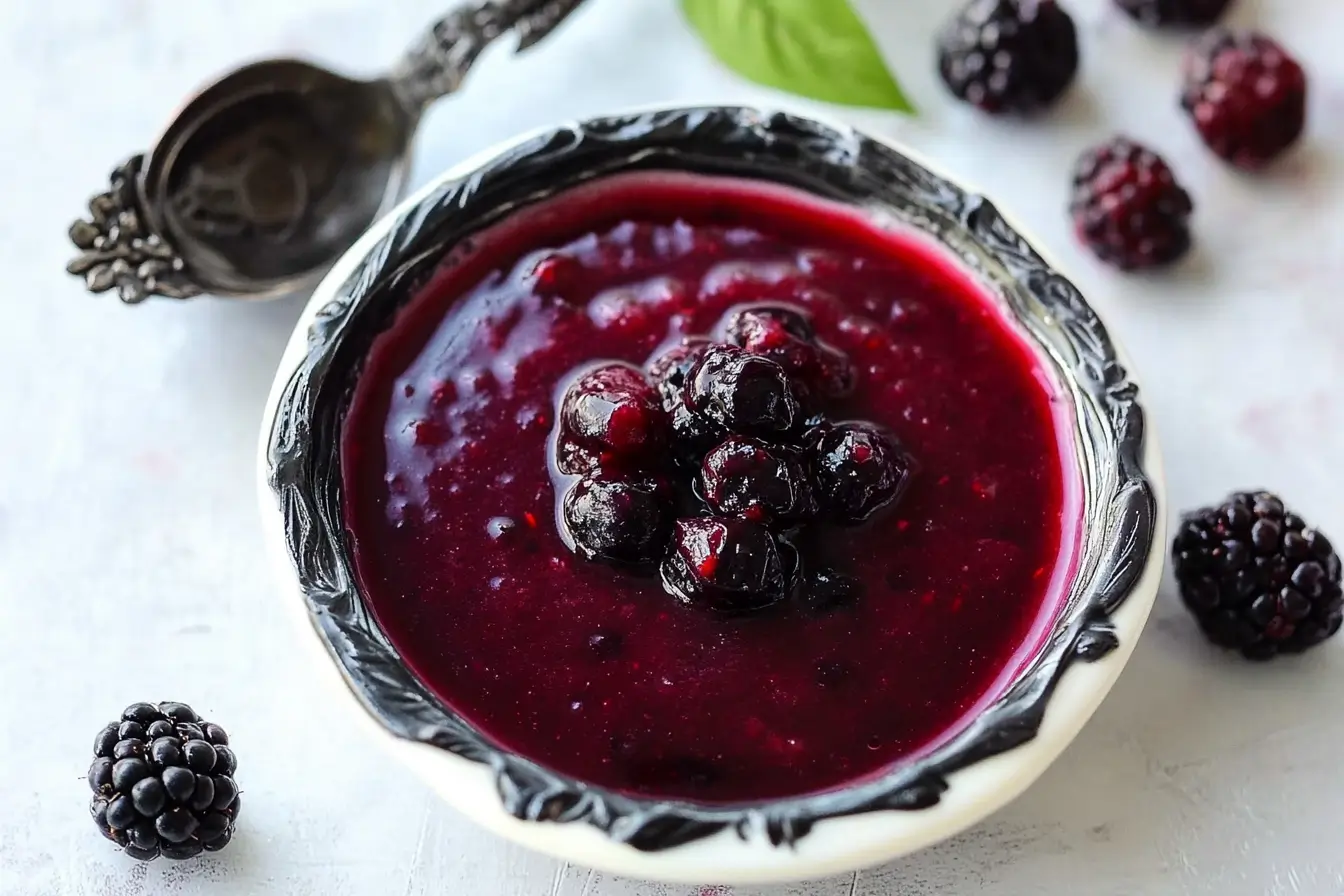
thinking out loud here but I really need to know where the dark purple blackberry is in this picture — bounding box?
[1172,492,1342,660]
[684,344,800,437]
[1181,30,1308,170]
[1070,137,1193,270]
[559,363,667,469]
[937,0,1080,115]
[562,473,674,566]
[89,702,240,861]
[699,436,817,525]
[660,516,791,613]
[1114,0,1232,27]
[812,422,915,524]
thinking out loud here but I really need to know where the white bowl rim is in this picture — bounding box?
[256,104,1167,885]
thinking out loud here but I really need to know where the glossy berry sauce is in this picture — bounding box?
[341,173,1077,802]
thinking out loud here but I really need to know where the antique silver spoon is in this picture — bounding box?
[66,0,587,304]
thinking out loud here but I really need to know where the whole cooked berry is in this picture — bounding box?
[646,338,712,405]
[1172,492,1343,660]
[937,0,1080,115]
[722,304,815,347]
[684,344,800,436]
[1070,137,1193,270]
[660,516,790,613]
[562,473,673,566]
[559,363,668,469]
[667,398,726,465]
[700,436,817,525]
[88,702,240,860]
[1181,30,1307,169]
[1114,0,1232,27]
[812,422,915,524]
[721,305,854,402]
[645,339,724,464]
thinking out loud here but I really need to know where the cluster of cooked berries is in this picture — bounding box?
[554,304,913,614]
[89,702,240,861]
[1173,492,1342,660]
[936,0,1307,271]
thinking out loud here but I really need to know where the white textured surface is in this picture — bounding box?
[2,0,1343,893]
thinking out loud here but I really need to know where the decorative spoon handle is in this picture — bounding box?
[67,155,202,303]
[391,0,589,112]
[66,0,590,304]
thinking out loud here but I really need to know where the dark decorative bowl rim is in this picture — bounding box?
[262,105,1158,856]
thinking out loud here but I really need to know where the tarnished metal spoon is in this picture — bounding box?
[66,0,587,304]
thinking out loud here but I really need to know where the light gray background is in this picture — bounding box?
[3,0,1343,893]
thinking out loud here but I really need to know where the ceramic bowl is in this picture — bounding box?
[256,105,1165,885]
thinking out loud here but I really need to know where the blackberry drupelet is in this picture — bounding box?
[89,702,240,860]
[1069,137,1193,270]
[1181,30,1307,169]
[1114,0,1232,27]
[937,0,1080,115]
[1172,492,1343,660]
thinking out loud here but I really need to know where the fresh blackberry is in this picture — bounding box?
[1172,492,1343,660]
[937,0,1080,115]
[89,702,240,861]
[1181,30,1308,169]
[1114,0,1233,27]
[1069,137,1193,270]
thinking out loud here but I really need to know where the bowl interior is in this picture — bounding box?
[263,106,1157,853]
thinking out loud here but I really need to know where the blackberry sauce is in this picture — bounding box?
[341,174,1076,802]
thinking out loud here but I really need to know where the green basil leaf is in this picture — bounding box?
[679,0,914,113]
